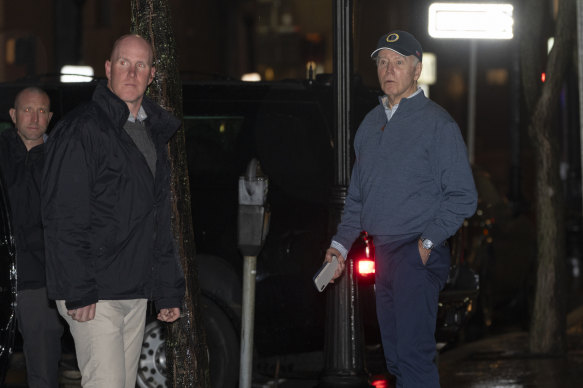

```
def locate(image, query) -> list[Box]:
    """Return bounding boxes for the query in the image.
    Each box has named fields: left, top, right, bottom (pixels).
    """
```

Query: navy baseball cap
left=370, top=30, right=423, bottom=61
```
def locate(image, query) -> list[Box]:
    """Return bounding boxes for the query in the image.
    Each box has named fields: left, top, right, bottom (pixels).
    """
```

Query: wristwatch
left=421, top=238, right=434, bottom=250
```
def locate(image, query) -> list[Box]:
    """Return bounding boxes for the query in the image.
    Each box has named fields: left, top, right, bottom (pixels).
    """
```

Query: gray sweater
left=332, top=91, right=477, bottom=256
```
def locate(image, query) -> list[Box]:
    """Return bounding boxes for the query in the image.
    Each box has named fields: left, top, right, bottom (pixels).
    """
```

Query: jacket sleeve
left=421, top=121, right=478, bottom=245
left=331, top=148, right=365, bottom=257
left=42, top=120, right=99, bottom=309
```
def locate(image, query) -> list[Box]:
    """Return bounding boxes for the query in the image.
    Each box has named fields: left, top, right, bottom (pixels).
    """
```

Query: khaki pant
left=57, top=299, right=148, bottom=388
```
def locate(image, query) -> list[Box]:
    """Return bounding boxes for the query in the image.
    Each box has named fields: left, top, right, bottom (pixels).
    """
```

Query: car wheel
left=137, top=296, right=239, bottom=388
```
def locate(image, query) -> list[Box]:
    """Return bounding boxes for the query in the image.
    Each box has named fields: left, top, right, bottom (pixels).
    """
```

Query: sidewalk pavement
left=437, top=305, right=583, bottom=388
left=253, top=305, right=583, bottom=388
left=5, top=305, right=583, bottom=387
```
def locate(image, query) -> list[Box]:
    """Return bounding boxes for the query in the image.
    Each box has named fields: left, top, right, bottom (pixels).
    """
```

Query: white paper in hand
left=313, top=255, right=339, bottom=292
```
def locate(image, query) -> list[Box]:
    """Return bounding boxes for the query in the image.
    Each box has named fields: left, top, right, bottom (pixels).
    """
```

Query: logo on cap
left=386, top=33, right=399, bottom=43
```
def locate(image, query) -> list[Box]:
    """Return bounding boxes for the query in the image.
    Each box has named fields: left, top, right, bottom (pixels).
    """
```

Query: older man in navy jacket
left=324, top=30, right=477, bottom=388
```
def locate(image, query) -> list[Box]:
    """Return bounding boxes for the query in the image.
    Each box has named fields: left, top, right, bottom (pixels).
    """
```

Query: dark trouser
left=16, top=287, right=64, bottom=388
left=375, top=237, right=450, bottom=388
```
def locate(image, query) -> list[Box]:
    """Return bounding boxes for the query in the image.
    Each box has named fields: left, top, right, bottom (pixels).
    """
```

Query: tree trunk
left=519, top=0, right=575, bottom=355
left=131, top=1, right=211, bottom=386
left=528, top=101, right=567, bottom=355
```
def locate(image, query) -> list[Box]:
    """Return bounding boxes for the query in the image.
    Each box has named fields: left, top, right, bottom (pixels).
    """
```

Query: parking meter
left=238, top=158, right=269, bottom=388
left=237, top=158, right=269, bottom=256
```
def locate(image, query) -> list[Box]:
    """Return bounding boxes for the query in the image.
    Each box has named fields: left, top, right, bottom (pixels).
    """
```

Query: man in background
left=0, top=87, right=63, bottom=388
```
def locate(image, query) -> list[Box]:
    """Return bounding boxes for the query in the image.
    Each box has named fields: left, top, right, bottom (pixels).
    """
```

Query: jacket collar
left=1, top=127, right=44, bottom=154
left=92, top=80, right=181, bottom=145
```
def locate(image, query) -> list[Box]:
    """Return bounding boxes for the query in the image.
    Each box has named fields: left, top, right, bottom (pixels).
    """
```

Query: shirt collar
left=382, top=87, right=422, bottom=122
left=127, top=105, right=148, bottom=123
left=382, top=87, right=422, bottom=109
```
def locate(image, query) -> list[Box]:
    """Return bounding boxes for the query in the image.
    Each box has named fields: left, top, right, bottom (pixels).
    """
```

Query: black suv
left=0, top=165, right=16, bottom=385
left=0, top=78, right=479, bottom=388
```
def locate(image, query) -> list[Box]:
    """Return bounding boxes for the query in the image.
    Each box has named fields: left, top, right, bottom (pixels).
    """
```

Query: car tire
left=137, top=296, right=239, bottom=388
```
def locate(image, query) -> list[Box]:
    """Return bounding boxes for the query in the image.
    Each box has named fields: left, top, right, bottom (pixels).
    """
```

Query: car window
left=184, top=115, right=244, bottom=176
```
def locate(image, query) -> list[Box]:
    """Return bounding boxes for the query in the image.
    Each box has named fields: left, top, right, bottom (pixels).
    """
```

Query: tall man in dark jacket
left=42, top=34, right=185, bottom=388
left=324, top=31, right=477, bottom=387
left=0, top=87, right=63, bottom=388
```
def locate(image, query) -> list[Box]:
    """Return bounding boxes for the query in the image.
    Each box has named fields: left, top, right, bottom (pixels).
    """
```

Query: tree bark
left=519, top=0, right=575, bottom=355
left=131, top=1, right=210, bottom=386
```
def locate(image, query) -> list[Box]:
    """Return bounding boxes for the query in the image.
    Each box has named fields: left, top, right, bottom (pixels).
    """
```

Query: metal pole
left=239, top=255, right=257, bottom=388
left=509, top=38, right=522, bottom=214
left=320, top=257, right=369, bottom=387
left=319, top=0, right=370, bottom=386
left=577, top=0, right=583, bottom=213
left=467, top=39, right=477, bottom=165
left=333, top=0, right=352, bottom=185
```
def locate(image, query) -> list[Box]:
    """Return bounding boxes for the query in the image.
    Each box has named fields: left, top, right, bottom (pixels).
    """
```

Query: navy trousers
left=16, top=287, right=64, bottom=388
left=375, top=237, right=450, bottom=388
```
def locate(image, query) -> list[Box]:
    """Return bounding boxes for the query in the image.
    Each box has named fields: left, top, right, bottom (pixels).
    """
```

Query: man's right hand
left=325, top=247, right=346, bottom=283
left=67, top=303, right=96, bottom=322
left=157, top=307, right=181, bottom=323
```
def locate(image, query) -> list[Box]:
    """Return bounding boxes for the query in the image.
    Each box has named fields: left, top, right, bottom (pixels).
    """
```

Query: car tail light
left=370, top=377, right=390, bottom=388
left=352, top=231, right=376, bottom=285
left=357, top=258, right=375, bottom=275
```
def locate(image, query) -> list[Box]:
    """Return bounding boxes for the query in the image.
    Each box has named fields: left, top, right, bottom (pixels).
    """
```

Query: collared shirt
left=127, top=105, right=148, bottom=123
left=124, top=105, right=156, bottom=176
left=382, top=87, right=423, bottom=122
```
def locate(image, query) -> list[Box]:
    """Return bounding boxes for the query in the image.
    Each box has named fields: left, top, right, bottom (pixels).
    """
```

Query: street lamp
left=428, top=2, right=514, bottom=164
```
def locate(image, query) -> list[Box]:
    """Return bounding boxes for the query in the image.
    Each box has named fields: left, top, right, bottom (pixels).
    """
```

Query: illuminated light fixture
left=5, top=38, right=16, bottom=64
left=418, top=52, right=437, bottom=86
left=428, top=3, right=514, bottom=40
left=264, top=67, right=275, bottom=81
left=428, top=2, right=514, bottom=165
left=548, top=37, right=555, bottom=54
left=306, top=61, right=318, bottom=79
left=241, top=72, right=261, bottom=82
left=60, top=65, right=94, bottom=82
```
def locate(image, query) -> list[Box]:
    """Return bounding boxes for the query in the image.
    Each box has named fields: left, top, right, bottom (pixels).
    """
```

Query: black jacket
left=0, top=128, right=46, bottom=290
left=42, top=82, right=185, bottom=311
